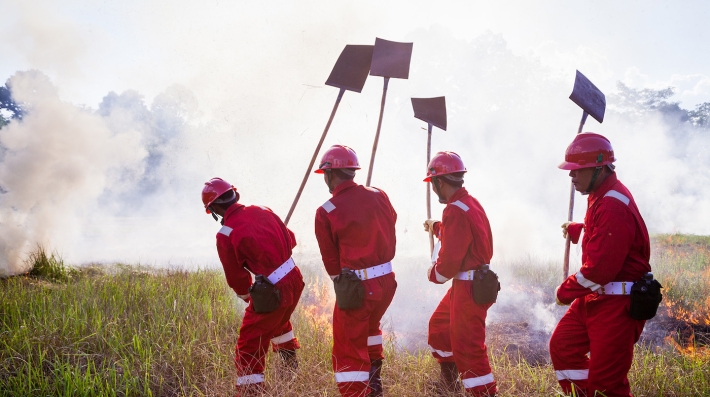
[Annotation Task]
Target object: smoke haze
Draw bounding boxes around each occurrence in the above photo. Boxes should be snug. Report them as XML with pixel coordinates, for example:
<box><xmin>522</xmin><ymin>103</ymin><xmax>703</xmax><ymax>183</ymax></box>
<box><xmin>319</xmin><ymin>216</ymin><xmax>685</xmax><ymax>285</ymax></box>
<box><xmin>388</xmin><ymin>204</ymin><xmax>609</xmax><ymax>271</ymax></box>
<box><xmin>1</xmin><ymin>0</ymin><xmax>709</xmax><ymax>346</ymax></box>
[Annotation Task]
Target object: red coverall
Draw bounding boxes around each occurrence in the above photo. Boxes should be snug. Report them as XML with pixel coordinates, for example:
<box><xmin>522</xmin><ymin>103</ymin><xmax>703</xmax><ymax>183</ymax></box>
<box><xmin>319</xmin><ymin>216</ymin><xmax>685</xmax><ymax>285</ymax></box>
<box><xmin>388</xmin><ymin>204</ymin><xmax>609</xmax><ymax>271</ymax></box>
<box><xmin>314</xmin><ymin>180</ymin><xmax>398</xmax><ymax>397</ymax></box>
<box><xmin>428</xmin><ymin>187</ymin><xmax>497</xmax><ymax>397</ymax></box>
<box><xmin>216</xmin><ymin>203</ymin><xmax>305</xmax><ymax>396</ymax></box>
<box><xmin>551</xmin><ymin>173</ymin><xmax>651</xmax><ymax>397</ymax></box>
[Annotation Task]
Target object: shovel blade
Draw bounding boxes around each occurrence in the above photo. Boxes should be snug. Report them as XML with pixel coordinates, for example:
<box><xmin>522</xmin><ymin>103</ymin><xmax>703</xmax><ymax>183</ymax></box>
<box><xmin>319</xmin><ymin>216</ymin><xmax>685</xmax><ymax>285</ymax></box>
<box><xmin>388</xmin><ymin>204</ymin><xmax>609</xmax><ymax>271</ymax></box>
<box><xmin>569</xmin><ymin>70</ymin><xmax>606</xmax><ymax>123</ymax></box>
<box><xmin>325</xmin><ymin>45</ymin><xmax>374</xmax><ymax>93</ymax></box>
<box><xmin>411</xmin><ymin>96</ymin><xmax>447</xmax><ymax>131</ymax></box>
<box><xmin>370</xmin><ymin>38</ymin><xmax>413</xmax><ymax>79</ymax></box>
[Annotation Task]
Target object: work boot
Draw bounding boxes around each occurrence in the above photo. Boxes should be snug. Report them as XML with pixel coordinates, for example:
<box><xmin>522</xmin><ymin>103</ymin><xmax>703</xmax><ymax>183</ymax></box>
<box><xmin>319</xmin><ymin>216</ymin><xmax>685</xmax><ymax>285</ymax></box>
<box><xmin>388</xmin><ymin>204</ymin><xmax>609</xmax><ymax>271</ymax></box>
<box><xmin>433</xmin><ymin>361</ymin><xmax>462</xmax><ymax>396</ymax></box>
<box><xmin>368</xmin><ymin>359</ymin><xmax>383</xmax><ymax>397</ymax></box>
<box><xmin>278</xmin><ymin>349</ymin><xmax>298</xmax><ymax>371</ymax></box>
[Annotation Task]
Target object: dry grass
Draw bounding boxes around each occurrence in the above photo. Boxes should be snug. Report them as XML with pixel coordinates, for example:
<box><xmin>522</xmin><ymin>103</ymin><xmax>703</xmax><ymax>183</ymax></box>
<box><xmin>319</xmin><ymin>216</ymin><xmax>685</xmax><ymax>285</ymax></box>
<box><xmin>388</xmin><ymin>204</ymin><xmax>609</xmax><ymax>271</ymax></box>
<box><xmin>1</xmin><ymin>236</ymin><xmax>709</xmax><ymax>396</ymax></box>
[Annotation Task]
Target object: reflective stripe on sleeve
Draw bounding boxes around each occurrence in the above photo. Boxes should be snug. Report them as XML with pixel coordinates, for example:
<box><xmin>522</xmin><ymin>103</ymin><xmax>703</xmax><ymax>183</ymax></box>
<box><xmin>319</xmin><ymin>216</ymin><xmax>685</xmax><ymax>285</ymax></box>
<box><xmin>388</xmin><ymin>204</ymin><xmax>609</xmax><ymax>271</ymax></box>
<box><xmin>271</xmin><ymin>330</ymin><xmax>295</xmax><ymax>345</ymax></box>
<box><xmin>219</xmin><ymin>226</ymin><xmax>233</xmax><ymax>237</ymax></box>
<box><xmin>329</xmin><ymin>275</ymin><xmax>337</xmax><ymax>281</ymax></box>
<box><xmin>367</xmin><ymin>335</ymin><xmax>383</xmax><ymax>346</ymax></box>
<box><xmin>334</xmin><ymin>371</ymin><xmax>369</xmax><ymax>383</ymax></box>
<box><xmin>575</xmin><ymin>272</ymin><xmax>601</xmax><ymax>291</ymax></box>
<box><xmin>461</xmin><ymin>373</ymin><xmax>495</xmax><ymax>389</ymax></box>
<box><xmin>434</xmin><ymin>267</ymin><xmax>450</xmax><ymax>283</ymax></box>
<box><xmin>451</xmin><ymin>200</ymin><xmax>470</xmax><ymax>212</ymax></box>
<box><xmin>556</xmin><ymin>369</ymin><xmax>589</xmax><ymax>381</ymax></box>
<box><xmin>429</xmin><ymin>345</ymin><xmax>454</xmax><ymax>357</ymax></box>
<box><xmin>236</xmin><ymin>373</ymin><xmax>264</xmax><ymax>385</ymax></box>
<box><xmin>322</xmin><ymin>200</ymin><xmax>336</xmax><ymax>213</ymax></box>
<box><xmin>237</xmin><ymin>294</ymin><xmax>250</xmax><ymax>300</ymax></box>
<box><xmin>604</xmin><ymin>190</ymin><xmax>630</xmax><ymax>206</ymax></box>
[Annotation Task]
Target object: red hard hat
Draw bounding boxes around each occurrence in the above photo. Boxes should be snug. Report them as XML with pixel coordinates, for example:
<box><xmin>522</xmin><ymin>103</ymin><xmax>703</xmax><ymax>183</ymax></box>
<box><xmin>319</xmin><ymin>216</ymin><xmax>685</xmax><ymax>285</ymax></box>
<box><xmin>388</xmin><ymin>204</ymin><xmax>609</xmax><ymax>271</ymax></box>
<box><xmin>202</xmin><ymin>177</ymin><xmax>237</xmax><ymax>213</ymax></box>
<box><xmin>424</xmin><ymin>151</ymin><xmax>467</xmax><ymax>182</ymax></box>
<box><xmin>314</xmin><ymin>145</ymin><xmax>361</xmax><ymax>174</ymax></box>
<box><xmin>558</xmin><ymin>132</ymin><xmax>616</xmax><ymax>170</ymax></box>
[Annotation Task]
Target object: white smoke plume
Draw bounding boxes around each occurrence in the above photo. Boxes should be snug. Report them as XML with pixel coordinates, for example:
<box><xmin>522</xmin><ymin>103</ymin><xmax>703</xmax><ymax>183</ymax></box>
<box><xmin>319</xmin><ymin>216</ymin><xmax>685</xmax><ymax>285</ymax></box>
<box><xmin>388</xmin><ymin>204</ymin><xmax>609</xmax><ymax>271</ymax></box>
<box><xmin>0</xmin><ymin>70</ymin><xmax>146</xmax><ymax>276</ymax></box>
<box><xmin>1</xmin><ymin>14</ymin><xmax>709</xmax><ymax>347</ymax></box>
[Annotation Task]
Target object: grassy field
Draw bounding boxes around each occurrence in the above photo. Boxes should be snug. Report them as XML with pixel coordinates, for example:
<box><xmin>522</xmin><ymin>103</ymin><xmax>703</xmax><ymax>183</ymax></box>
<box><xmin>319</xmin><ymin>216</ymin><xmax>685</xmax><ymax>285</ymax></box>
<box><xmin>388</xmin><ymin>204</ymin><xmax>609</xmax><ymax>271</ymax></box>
<box><xmin>1</xmin><ymin>235</ymin><xmax>709</xmax><ymax>396</ymax></box>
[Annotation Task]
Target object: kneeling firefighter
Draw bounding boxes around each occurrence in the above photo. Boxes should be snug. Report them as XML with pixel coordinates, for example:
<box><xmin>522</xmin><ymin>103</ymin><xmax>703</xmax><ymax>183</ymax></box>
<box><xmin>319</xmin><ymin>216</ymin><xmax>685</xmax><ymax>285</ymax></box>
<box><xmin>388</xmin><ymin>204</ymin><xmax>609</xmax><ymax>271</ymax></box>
<box><xmin>551</xmin><ymin>133</ymin><xmax>662</xmax><ymax>397</ymax></box>
<box><xmin>423</xmin><ymin>151</ymin><xmax>499</xmax><ymax>397</ymax></box>
<box><xmin>202</xmin><ymin>177</ymin><xmax>305</xmax><ymax>397</ymax></box>
<box><xmin>313</xmin><ymin>145</ymin><xmax>398</xmax><ymax>397</ymax></box>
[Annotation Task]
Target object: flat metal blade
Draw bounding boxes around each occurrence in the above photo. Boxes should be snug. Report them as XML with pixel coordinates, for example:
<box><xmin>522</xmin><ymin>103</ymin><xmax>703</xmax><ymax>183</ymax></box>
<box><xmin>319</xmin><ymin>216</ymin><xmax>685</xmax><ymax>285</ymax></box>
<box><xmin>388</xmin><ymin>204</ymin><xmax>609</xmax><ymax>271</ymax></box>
<box><xmin>569</xmin><ymin>70</ymin><xmax>606</xmax><ymax>123</ymax></box>
<box><xmin>411</xmin><ymin>96</ymin><xmax>447</xmax><ymax>131</ymax></box>
<box><xmin>369</xmin><ymin>38</ymin><xmax>413</xmax><ymax>79</ymax></box>
<box><xmin>325</xmin><ymin>45</ymin><xmax>374</xmax><ymax>93</ymax></box>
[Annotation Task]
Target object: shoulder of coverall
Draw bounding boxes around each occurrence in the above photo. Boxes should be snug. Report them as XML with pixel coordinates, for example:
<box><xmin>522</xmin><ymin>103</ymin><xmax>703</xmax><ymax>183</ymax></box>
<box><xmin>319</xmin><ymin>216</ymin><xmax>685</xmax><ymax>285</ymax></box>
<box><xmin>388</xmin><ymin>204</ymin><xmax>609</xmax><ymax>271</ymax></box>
<box><xmin>331</xmin><ymin>179</ymin><xmax>358</xmax><ymax>197</ymax></box>
<box><xmin>443</xmin><ymin>187</ymin><xmax>471</xmax><ymax>213</ymax></box>
<box><xmin>588</xmin><ymin>172</ymin><xmax>619</xmax><ymax>208</ymax></box>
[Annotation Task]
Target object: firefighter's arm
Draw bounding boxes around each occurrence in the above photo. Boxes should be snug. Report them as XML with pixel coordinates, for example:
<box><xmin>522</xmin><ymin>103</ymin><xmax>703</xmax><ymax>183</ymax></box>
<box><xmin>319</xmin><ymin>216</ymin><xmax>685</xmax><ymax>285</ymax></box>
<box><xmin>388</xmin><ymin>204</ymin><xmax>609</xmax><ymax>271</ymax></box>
<box><xmin>315</xmin><ymin>208</ymin><xmax>341</xmax><ymax>279</ymax></box>
<box><xmin>216</xmin><ymin>234</ymin><xmax>252</xmax><ymax>299</ymax></box>
<box><xmin>556</xmin><ymin>204</ymin><xmax>634</xmax><ymax>304</ymax></box>
<box><xmin>429</xmin><ymin>208</ymin><xmax>469</xmax><ymax>284</ymax></box>
<box><xmin>423</xmin><ymin>220</ymin><xmax>441</xmax><ymax>238</ymax></box>
<box><xmin>562</xmin><ymin>222</ymin><xmax>584</xmax><ymax>244</ymax></box>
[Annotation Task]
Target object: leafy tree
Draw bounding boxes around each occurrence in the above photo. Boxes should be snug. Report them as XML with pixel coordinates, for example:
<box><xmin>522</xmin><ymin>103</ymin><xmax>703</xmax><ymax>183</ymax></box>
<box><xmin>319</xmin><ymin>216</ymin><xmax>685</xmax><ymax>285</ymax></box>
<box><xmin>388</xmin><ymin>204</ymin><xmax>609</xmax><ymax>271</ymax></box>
<box><xmin>0</xmin><ymin>83</ymin><xmax>25</xmax><ymax>120</ymax></box>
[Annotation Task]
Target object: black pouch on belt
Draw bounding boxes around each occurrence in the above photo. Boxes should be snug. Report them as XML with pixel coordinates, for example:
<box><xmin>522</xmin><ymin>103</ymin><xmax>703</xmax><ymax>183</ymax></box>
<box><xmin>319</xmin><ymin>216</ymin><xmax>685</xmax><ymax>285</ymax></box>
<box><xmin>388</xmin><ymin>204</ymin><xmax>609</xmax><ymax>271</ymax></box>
<box><xmin>472</xmin><ymin>265</ymin><xmax>501</xmax><ymax>305</ymax></box>
<box><xmin>629</xmin><ymin>272</ymin><xmax>663</xmax><ymax>320</ymax></box>
<box><xmin>333</xmin><ymin>268</ymin><xmax>365</xmax><ymax>310</ymax></box>
<box><xmin>249</xmin><ymin>275</ymin><xmax>281</xmax><ymax>314</ymax></box>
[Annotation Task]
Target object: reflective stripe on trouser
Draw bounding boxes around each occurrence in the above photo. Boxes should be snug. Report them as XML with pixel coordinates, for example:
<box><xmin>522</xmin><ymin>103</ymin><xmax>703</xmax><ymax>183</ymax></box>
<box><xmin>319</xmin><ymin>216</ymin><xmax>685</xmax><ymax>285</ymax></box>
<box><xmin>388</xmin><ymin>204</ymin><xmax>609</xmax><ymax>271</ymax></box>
<box><xmin>236</xmin><ymin>373</ymin><xmax>265</xmax><ymax>385</ymax></box>
<box><xmin>550</xmin><ymin>295</ymin><xmax>645</xmax><ymax>397</ymax></box>
<box><xmin>236</xmin><ymin>271</ymin><xmax>304</xmax><ymax>382</ymax></box>
<box><xmin>332</xmin><ymin>273</ymin><xmax>397</xmax><ymax>397</ymax></box>
<box><xmin>428</xmin><ymin>281</ymin><xmax>497</xmax><ymax>397</ymax></box>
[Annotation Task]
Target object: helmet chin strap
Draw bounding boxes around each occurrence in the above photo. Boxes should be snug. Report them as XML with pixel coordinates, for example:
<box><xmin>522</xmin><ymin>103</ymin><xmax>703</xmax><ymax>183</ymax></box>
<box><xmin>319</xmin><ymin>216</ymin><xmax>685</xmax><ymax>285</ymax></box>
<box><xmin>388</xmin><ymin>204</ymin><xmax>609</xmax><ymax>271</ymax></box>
<box><xmin>208</xmin><ymin>206</ymin><xmax>224</xmax><ymax>225</ymax></box>
<box><xmin>325</xmin><ymin>170</ymin><xmax>334</xmax><ymax>194</ymax></box>
<box><xmin>582</xmin><ymin>166</ymin><xmax>602</xmax><ymax>195</ymax></box>
<box><xmin>431</xmin><ymin>178</ymin><xmax>447</xmax><ymax>204</ymax></box>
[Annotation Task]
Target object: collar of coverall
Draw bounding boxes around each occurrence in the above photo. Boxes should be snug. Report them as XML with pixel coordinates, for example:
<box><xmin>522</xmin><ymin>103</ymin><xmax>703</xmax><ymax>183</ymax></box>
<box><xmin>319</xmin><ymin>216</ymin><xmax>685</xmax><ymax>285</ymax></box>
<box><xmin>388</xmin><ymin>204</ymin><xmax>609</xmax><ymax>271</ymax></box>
<box><xmin>446</xmin><ymin>186</ymin><xmax>469</xmax><ymax>205</ymax></box>
<box><xmin>330</xmin><ymin>179</ymin><xmax>358</xmax><ymax>197</ymax></box>
<box><xmin>220</xmin><ymin>203</ymin><xmax>245</xmax><ymax>223</ymax></box>
<box><xmin>587</xmin><ymin>171</ymin><xmax>618</xmax><ymax>207</ymax></box>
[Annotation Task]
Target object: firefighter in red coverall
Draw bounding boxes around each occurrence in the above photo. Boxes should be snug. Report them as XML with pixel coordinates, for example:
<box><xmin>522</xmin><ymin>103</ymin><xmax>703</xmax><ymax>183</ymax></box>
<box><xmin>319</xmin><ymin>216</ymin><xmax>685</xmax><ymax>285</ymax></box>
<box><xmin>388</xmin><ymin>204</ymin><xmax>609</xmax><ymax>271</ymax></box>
<box><xmin>202</xmin><ymin>177</ymin><xmax>305</xmax><ymax>397</ymax></box>
<box><xmin>550</xmin><ymin>133</ymin><xmax>652</xmax><ymax>397</ymax></box>
<box><xmin>313</xmin><ymin>145</ymin><xmax>398</xmax><ymax>397</ymax></box>
<box><xmin>423</xmin><ymin>151</ymin><xmax>497</xmax><ymax>397</ymax></box>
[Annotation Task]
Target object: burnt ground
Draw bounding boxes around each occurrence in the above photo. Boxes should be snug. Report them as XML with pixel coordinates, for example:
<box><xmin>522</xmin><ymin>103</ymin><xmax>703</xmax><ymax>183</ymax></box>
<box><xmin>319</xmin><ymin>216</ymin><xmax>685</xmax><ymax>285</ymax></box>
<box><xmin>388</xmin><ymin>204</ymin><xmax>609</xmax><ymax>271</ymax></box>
<box><xmin>484</xmin><ymin>301</ymin><xmax>710</xmax><ymax>366</ymax></box>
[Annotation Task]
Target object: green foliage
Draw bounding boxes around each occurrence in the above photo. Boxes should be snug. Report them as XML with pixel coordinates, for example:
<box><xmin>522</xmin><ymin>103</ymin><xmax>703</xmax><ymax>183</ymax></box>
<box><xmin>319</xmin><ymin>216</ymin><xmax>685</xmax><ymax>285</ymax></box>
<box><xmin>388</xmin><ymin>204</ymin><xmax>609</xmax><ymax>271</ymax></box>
<box><xmin>26</xmin><ymin>246</ymin><xmax>69</xmax><ymax>282</ymax></box>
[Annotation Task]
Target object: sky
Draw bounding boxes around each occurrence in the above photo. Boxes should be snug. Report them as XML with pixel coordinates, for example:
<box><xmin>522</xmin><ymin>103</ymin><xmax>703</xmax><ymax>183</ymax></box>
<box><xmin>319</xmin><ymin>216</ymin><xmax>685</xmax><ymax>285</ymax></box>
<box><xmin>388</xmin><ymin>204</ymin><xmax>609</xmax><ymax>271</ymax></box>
<box><xmin>0</xmin><ymin>0</ymin><xmax>709</xmax><ymax>276</ymax></box>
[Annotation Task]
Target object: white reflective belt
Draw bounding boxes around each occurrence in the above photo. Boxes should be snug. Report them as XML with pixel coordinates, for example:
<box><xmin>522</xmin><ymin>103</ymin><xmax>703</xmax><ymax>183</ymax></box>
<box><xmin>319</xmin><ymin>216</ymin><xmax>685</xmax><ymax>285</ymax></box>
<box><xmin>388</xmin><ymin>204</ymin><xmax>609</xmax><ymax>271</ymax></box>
<box><xmin>461</xmin><ymin>373</ymin><xmax>495</xmax><ymax>389</ymax></box>
<box><xmin>597</xmin><ymin>281</ymin><xmax>634</xmax><ymax>295</ymax></box>
<box><xmin>575</xmin><ymin>272</ymin><xmax>601</xmax><ymax>291</ymax></box>
<box><xmin>267</xmin><ymin>257</ymin><xmax>295</xmax><ymax>284</ymax></box>
<box><xmin>367</xmin><ymin>335</ymin><xmax>383</xmax><ymax>346</ymax></box>
<box><xmin>270</xmin><ymin>330</ymin><xmax>295</xmax><ymax>345</ymax></box>
<box><xmin>334</xmin><ymin>371</ymin><xmax>369</xmax><ymax>383</ymax></box>
<box><xmin>354</xmin><ymin>262</ymin><xmax>392</xmax><ymax>280</ymax></box>
<box><xmin>455</xmin><ymin>265</ymin><xmax>490</xmax><ymax>280</ymax></box>
<box><xmin>556</xmin><ymin>369</ymin><xmax>589</xmax><ymax>381</ymax></box>
<box><xmin>237</xmin><ymin>373</ymin><xmax>265</xmax><ymax>385</ymax></box>
<box><xmin>429</xmin><ymin>345</ymin><xmax>454</xmax><ymax>358</ymax></box>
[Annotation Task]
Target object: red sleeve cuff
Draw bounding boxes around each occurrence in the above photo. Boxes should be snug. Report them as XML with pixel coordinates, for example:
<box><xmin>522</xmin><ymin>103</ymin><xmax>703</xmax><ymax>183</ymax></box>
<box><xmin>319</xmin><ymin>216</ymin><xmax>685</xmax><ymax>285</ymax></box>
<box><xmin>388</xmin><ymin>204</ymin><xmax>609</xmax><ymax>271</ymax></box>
<box><xmin>568</xmin><ymin>222</ymin><xmax>584</xmax><ymax>244</ymax></box>
<box><xmin>432</xmin><ymin>222</ymin><xmax>442</xmax><ymax>238</ymax></box>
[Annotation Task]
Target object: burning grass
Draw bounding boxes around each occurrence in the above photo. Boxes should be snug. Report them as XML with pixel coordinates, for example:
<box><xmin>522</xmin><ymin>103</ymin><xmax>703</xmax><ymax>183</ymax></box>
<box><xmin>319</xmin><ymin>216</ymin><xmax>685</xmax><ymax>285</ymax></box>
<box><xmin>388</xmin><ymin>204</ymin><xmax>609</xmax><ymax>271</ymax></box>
<box><xmin>1</xmin><ymin>235</ymin><xmax>709</xmax><ymax>396</ymax></box>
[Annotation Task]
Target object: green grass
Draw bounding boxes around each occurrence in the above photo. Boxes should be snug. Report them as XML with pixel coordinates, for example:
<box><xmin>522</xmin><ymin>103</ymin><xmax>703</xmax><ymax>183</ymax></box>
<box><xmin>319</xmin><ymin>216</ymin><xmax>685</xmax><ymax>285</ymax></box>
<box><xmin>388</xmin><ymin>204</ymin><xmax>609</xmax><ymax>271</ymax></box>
<box><xmin>1</xmin><ymin>236</ymin><xmax>709</xmax><ymax>396</ymax></box>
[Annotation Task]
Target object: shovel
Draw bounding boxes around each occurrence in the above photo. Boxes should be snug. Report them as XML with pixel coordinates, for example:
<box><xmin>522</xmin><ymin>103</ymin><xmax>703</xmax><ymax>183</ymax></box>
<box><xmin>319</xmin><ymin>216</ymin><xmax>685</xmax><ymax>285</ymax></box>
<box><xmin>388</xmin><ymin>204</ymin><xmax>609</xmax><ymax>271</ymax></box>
<box><xmin>411</xmin><ymin>96</ymin><xmax>447</xmax><ymax>255</ymax></box>
<box><xmin>563</xmin><ymin>70</ymin><xmax>606</xmax><ymax>279</ymax></box>
<box><xmin>284</xmin><ymin>44</ymin><xmax>374</xmax><ymax>226</ymax></box>
<box><xmin>365</xmin><ymin>38</ymin><xmax>413</xmax><ymax>187</ymax></box>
